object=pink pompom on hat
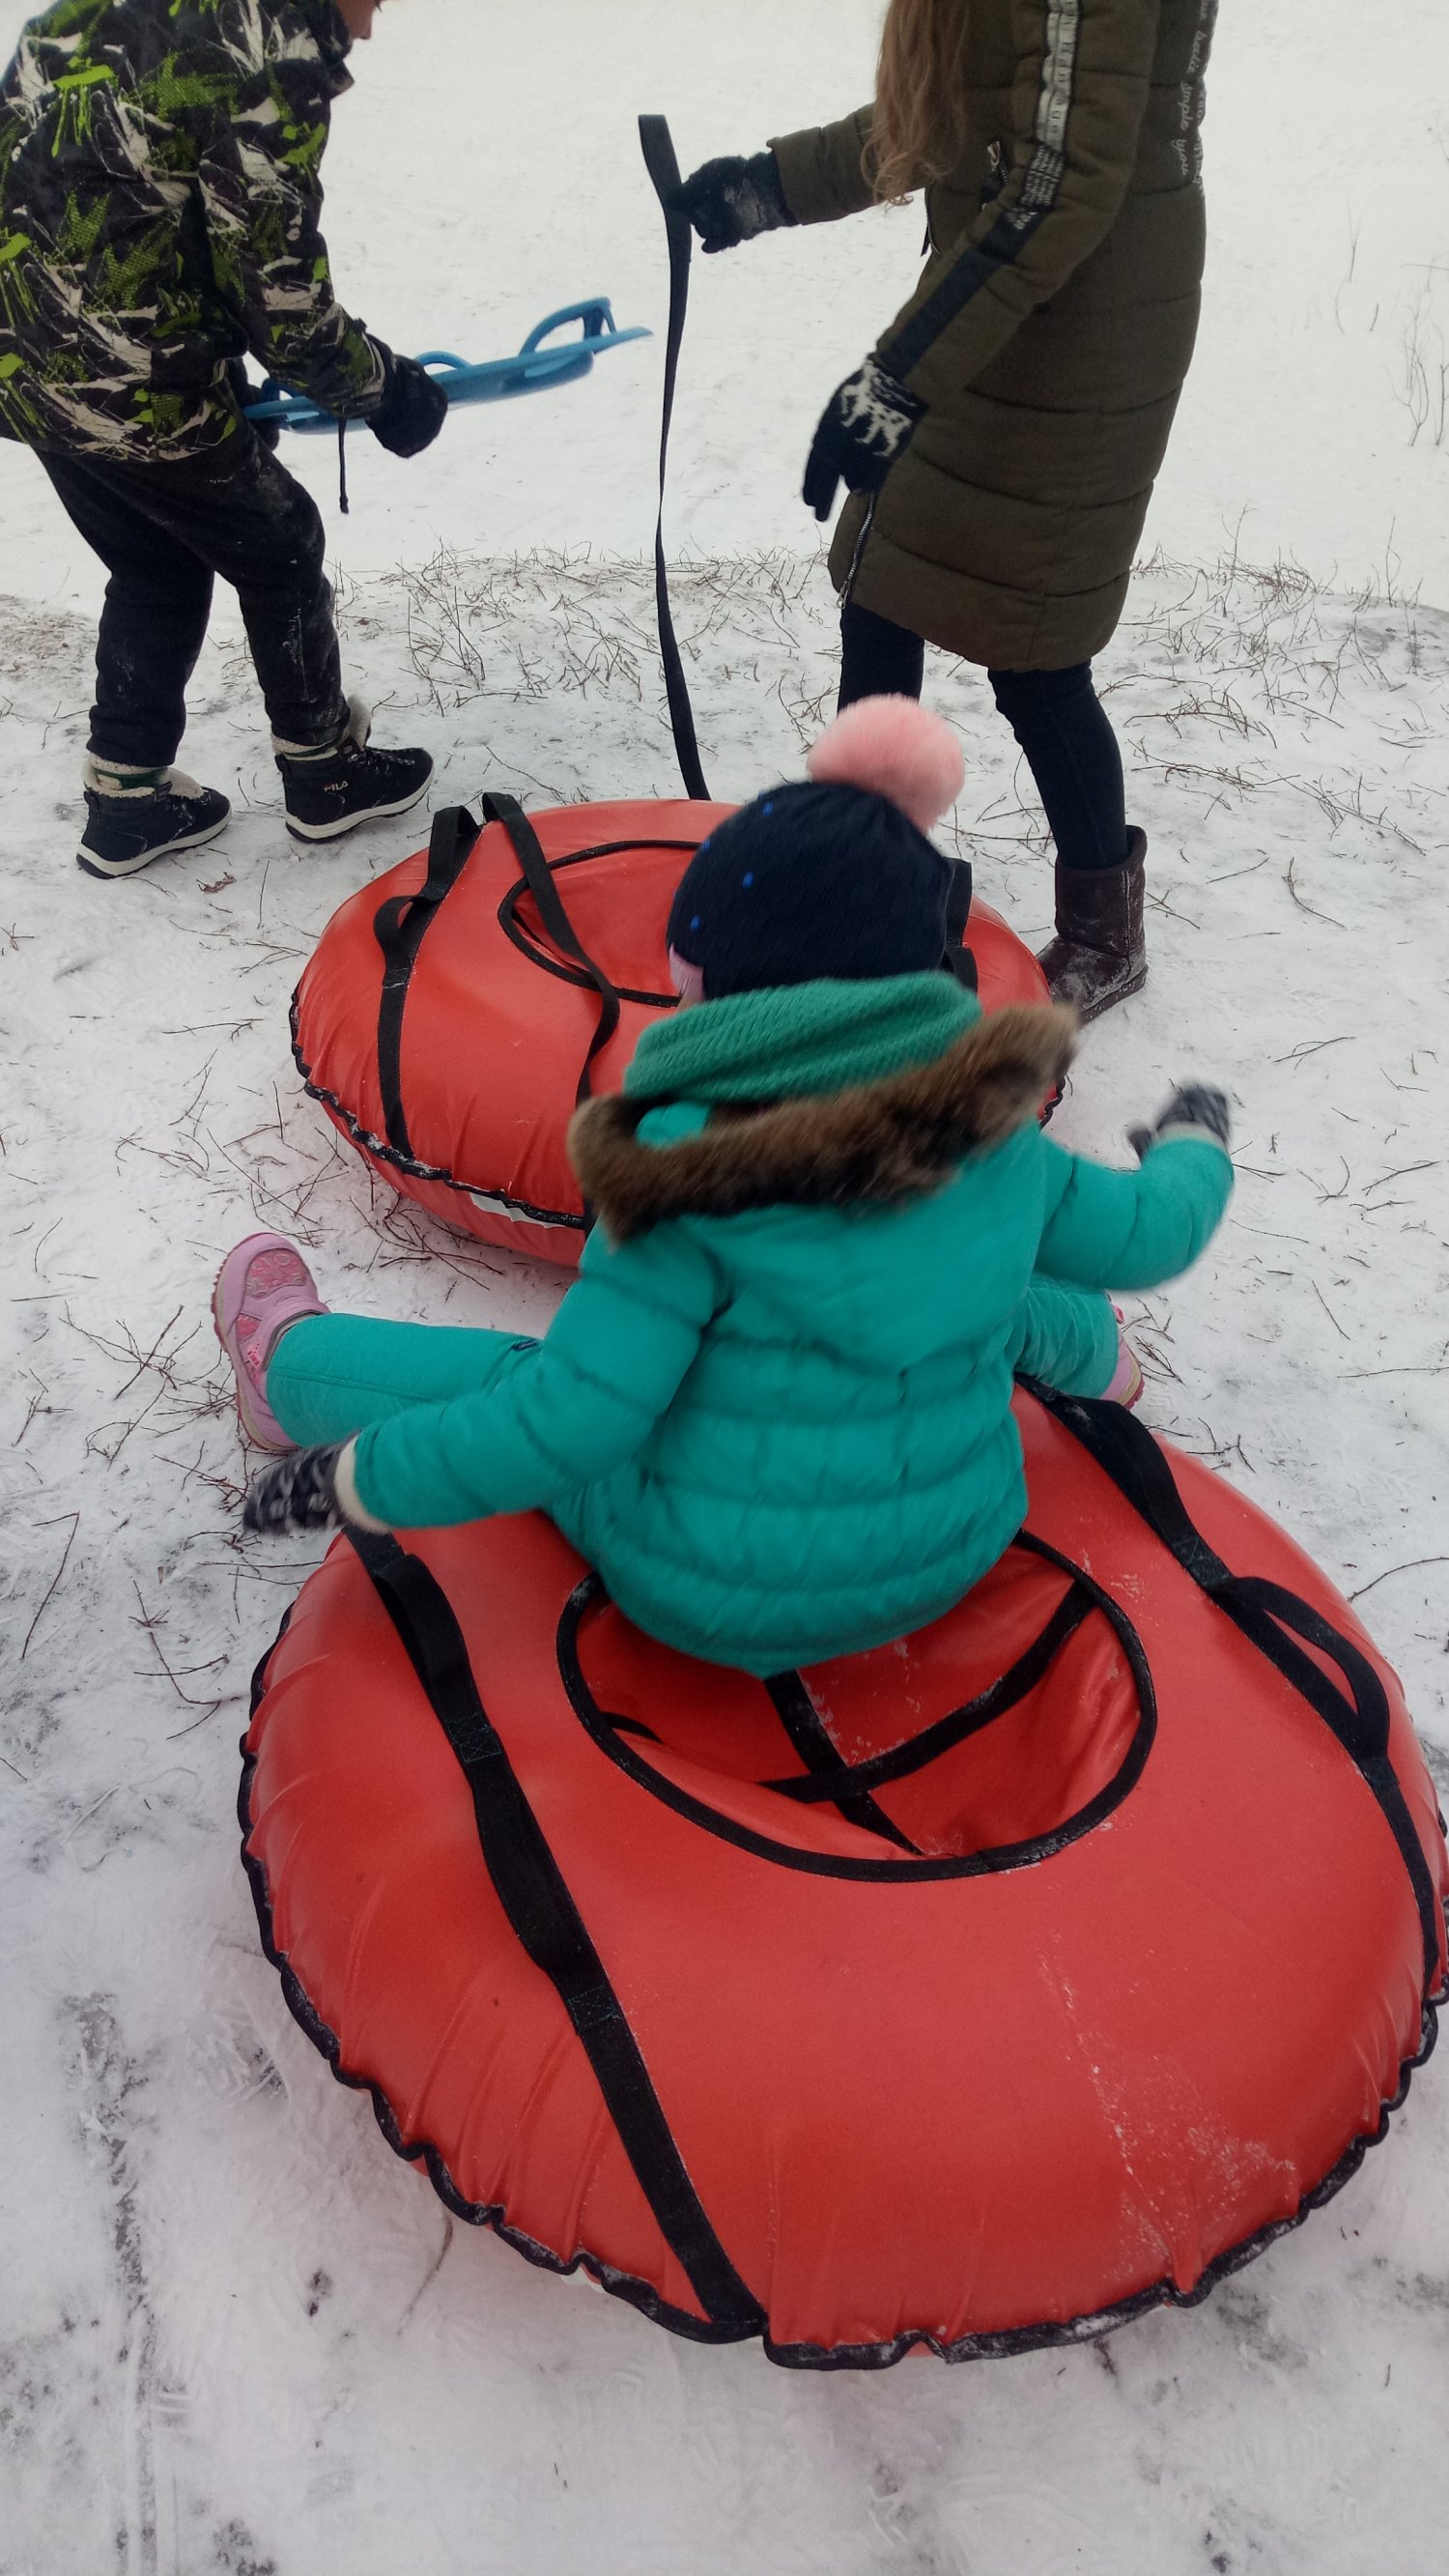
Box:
[806,695,965,835]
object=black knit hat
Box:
[667,780,954,998]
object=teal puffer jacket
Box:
[349,978,1234,1674]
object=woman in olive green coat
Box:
[675,0,1220,1021]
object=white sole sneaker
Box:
[76,812,230,880]
[284,774,434,844]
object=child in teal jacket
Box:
[219,700,1233,1675]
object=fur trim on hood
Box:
[570,1004,1077,1243]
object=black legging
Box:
[838,600,1129,872]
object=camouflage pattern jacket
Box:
[0,0,384,458]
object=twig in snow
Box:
[1312,1282,1350,1341]
[1285,857,1347,929]
[1350,1557,1449,1603]
[131,1583,223,1723]
[398,2216,455,2333]
[21,1511,80,1660]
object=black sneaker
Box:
[77,767,231,879]
[276,698,434,844]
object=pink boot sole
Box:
[213,1232,327,1452]
[1104,1308,1145,1409]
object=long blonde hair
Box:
[870,0,972,205]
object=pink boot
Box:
[1103,1307,1145,1409]
[213,1233,327,1452]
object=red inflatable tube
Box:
[242,1388,1447,2368]
[292,795,1051,1268]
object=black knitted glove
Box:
[1128,1084,1234,1162]
[244,1443,347,1536]
[670,152,795,253]
[370,352,449,459]
[803,356,925,524]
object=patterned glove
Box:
[1128,1084,1234,1162]
[803,356,925,524]
[370,351,449,459]
[670,152,795,253]
[244,1443,348,1536]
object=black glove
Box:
[669,151,795,254]
[1128,1084,1234,1162]
[244,1443,347,1536]
[370,351,449,460]
[226,358,280,451]
[803,355,924,524]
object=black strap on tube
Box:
[1027,1383,1445,1993]
[480,792,623,1102]
[944,859,977,992]
[764,1673,920,1851]
[638,115,711,801]
[351,1530,766,2334]
[373,804,484,1158]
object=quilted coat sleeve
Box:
[1034,1131,1233,1293]
[769,105,880,225]
[349,1226,721,1531]
[197,32,384,415]
[874,0,1163,410]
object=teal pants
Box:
[266,1278,1119,1454]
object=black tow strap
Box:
[1028,1384,1445,1993]
[480,792,623,1102]
[765,1672,920,1851]
[350,1529,766,2335]
[944,858,977,992]
[764,1559,1094,1808]
[370,795,625,1173]
[373,803,483,1159]
[639,115,711,801]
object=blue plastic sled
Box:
[244,299,650,434]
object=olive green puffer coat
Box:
[339,979,1234,1676]
[771,0,1219,670]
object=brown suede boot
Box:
[1036,829,1148,1023]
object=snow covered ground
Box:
[2,6,1448,2572]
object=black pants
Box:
[39,429,347,766]
[838,600,1129,872]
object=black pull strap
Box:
[351,1530,766,2335]
[639,115,711,801]
[944,858,977,992]
[481,792,623,1102]
[763,1575,1095,1806]
[1028,1383,1445,1990]
[764,1673,920,1851]
[372,803,483,1159]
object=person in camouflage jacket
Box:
[0,0,385,455]
[0,0,448,875]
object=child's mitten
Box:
[245,1442,357,1535]
[370,351,449,459]
[1128,1084,1233,1161]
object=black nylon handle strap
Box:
[373,804,483,1159]
[1028,1383,1445,1991]
[764,1673,920,1850]
[1215,1575,1390,1766]
[763,1579,1095,1805]
[350,1531,766,2333]
[944,859,978,993]
[480,791,623,1102]
[639,115,711,801]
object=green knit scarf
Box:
[624,974,981,1105]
